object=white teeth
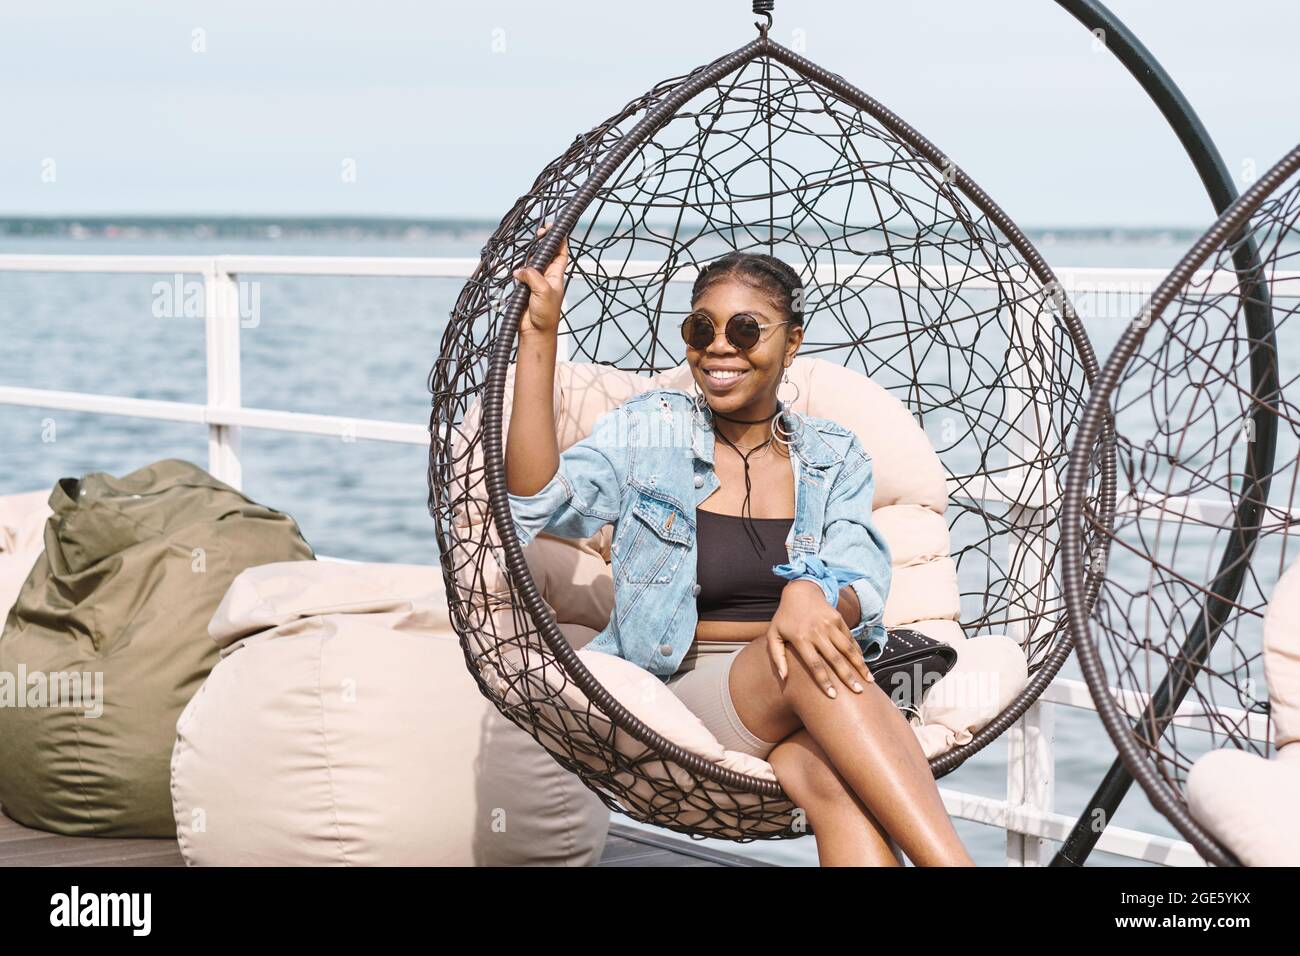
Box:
[708,370,743,380]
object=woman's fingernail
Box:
[853,681,863,693]
[827,686,837,699]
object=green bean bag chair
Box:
[0,458,314,837]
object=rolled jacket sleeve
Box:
[773,439,892,662]
[505,405,627,549]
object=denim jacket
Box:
[507,388,892,680]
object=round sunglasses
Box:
[680,311,790,351]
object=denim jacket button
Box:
[659,643,673,656]
[693,474,704,488]
[691,583,701,595]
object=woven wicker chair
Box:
[427,8,1113,841]
[1060,143,1300,866]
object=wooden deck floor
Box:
[0,811,765,867]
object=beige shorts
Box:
[664,639,782,759]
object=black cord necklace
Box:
[711,405,780,556]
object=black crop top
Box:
[695,509,794,621]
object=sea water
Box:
[0,225,1250,866]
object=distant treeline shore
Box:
[0,215,1205,244]
[0,216,498,240]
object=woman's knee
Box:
[770,730,849,805]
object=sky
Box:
[0,0,1295,229]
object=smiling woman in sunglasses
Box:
[506,227,973,867]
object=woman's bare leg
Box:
[768,727,904,866]
[729,639,974,866]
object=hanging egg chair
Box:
[1060,143,1300,866]
[427,2,1113,841]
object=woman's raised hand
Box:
[512,223,570,336]
[767,580,874,698]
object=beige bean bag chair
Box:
[450,357,1028,827]
[170,559,610,866]
[0,489,52,622]
[1185,560,1300,865]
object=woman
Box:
[506,226,973,866]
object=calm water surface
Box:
[0,231,1213,866]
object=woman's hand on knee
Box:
[767,581,874,698]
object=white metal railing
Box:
[0,252,1271,868]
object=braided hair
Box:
[690,251,805,325]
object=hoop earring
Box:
[772,403,806,448]
[777,370,801,408]
[772,370,806,448]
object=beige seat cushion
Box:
[172,560,610,866]
[449,357,1030,795]
[1185,559,1300,865]
[486,642,796,837]
[908,635,1027,758]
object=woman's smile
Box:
[702,366,750,392]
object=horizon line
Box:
[0,214,1212,236]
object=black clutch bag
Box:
[866,628,958,715]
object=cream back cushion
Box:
[1263,559,1300,752]
[1184,558,1300,865]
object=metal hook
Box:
[752,0,773,36]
